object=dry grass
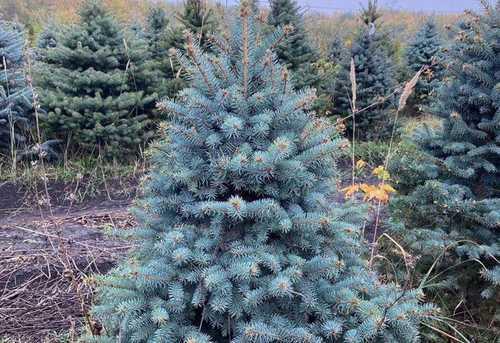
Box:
[2,0,461,54]
[0,207,135,342]
[304,10,459,55]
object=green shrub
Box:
[177,0,217,52]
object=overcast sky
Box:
[213,0,484,13]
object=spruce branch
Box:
[185,30,214,94]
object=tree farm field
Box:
[0,0,498,342]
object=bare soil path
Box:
[0,180,138,342]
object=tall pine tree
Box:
[177,0,217,52]
[331,0,396,141]
[267,0,319,89]
[390,2,500,333]
[87,3,431,342]
[36,0,158,157]
[405,18,444,114]
[0,21,32,158]
[144,6,186,99]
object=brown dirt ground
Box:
[0,178,139,342]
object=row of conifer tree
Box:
[2,0,446,158]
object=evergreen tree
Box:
[87,3,431,342]
[177,0,217,52]
[164,21,187,53]
[37,23,59,50]
[328,35,344,65]
[35,23,60,65]
[145,7,186,99]
[267,0,319,89]
[248,0,259,14]
[0,21,32,157]
[129,21,146,40]
[405,19,444,113]
[331,0,396,141]
[36,0,158,157]
[390,2,500,331]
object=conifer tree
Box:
[36,0,158,157]
[328,35,344,65]
[248,0,259,14]
[37,23,59,50]
[35,23,60,66]
[0,21,32,157]
[145,7,186,99]
[177,0,217,52]
[391,1,500,324]
[331,0,396,141]
[87,3,431,342]
[405,19,444,113]
[267,0,319,89]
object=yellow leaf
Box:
[341,184,360,198]
[356,159,367,170]
[360,183,376,194]
[380,184,397,194]
[365,188,390,203]
[373,165,391,181]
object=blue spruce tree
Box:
[0,21,32,157]
[390,2,499,336]
[405,19,444,114]
[86,2,431,342]
[331,0,396,141]
[36,0,158,157]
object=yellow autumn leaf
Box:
[342,182,396,203]
[356,159,367,170]
[359,183,375,194]
[372,165,391,181]
[380,184,397,194]
[363,188,390,203]
[341,184,360,198]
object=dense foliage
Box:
[0,21,32,157]
[177,0,217,52]
[267,0,319,89]
[405,19,444,113]
[327,36,344,65]
[87,3,431,342]
[36,23,59,50]
[331,1,396,141]
[144,7,186,99]
[36,0,159,157]
[391,2,500,335]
